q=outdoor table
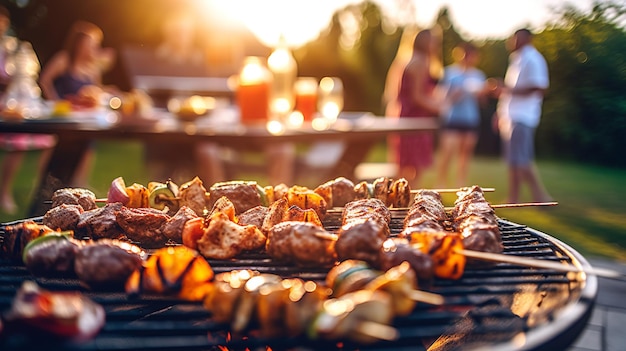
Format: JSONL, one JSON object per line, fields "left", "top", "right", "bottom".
{"left": 0, "top": 109, "right": 438, "bottom": 216}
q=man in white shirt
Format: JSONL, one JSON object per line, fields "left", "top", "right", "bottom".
{"left": 493, "top": 28, "right": 552, "bottom": 203}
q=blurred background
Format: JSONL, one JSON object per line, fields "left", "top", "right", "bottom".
{"left": 1, "top": 0, "right": 625, "bottom": 263}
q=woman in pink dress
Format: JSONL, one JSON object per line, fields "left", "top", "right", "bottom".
{"left": 389, "top": 28, "right": 444, "bottom": 188}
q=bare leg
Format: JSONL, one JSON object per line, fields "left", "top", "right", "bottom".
{"left": 508, "top": 166, "right": 522, "bottom": 204}
{"left": 266, "top": 143, "right": 295, "bottom": 186}
{"left": 521, "top": 164, "right": 553, "bottom": 202}
{"left": 436, "top": 131, "right": 457, "bottom": 188}
{"left": 0, "top": 151, "right": 25, "bottom": 214}
{"left": 456, "top": 132, "right": 478, "bottom": 188}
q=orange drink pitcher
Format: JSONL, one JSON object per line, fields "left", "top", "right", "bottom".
{"left": 236, "top": 56, "right": 272, "bottom": 124}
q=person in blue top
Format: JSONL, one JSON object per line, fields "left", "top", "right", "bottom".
{"left": 436, "top": 42, "right": 490, "bottom": 188}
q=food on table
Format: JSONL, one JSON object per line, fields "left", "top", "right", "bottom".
{"left": 2, "top": 281, "right": 105, "bottom": 341}
{"left": 147, "top": 179, "right": 180, "bottom": 212}
{"left": 73, "top": 239, "right": 146, "bottom": 290}
{"left": 125, "top": 246, "right": 213, "bottom": 301}
{"left": 265, "top": 221, "right": 336, "bottom": 267}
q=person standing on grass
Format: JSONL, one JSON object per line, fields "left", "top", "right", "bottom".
{"left": 389, "top": 27, "right": 445, "bottom": 189}
{"left": 436, "top": 42, "right": 489, "bottom": 188}
{"left": 492, "top": 28, "right": 552, "bottom": 203}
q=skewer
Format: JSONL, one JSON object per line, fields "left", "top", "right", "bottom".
{"left": 411, "top": 187, "right": 495, "bottom": 194}
{"left": 355, "top": 321, "right": 399, "bottom": 341}
{"left": 458, "top": 249, "right": 626, "bottom": 281}
{"left": 406, "top": 289, "right": 445, "bottom": 305}
{"left": 384, "top": 201, "right": 559, "bottom": 211}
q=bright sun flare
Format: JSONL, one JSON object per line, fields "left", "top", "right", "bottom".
{"left": 199, "top": 0, "right": 347, "bottom": 48}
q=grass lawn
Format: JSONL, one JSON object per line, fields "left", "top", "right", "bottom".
{"left": 2, "top": 140, "right": 625, "bottom": 263}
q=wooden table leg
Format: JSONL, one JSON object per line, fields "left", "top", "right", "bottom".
{"left": 28, "top": 136, "right": 90, "bottom": 217}
{"left": 331, "top": 139, "right": 377, "bottom": 181}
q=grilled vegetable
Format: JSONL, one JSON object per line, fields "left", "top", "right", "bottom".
{"left": 148, "top": 181, "right": 179, "bottom": 211}
{"left": 3, "top": 281, "right": 105, "bottom": 341}
{"left": 106, "top": 176, "right": 130, "bottom": 205}
{"left": 125, "top": 182, "right": 149, "bottom": 208}
{"left": 286, "top": 185, "right": 328, "bottom": 220}
{"left": 125, "top": 246, "right": 214, "bottom": 301}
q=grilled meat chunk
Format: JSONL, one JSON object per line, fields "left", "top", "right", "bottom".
{"left": 76, "top": 202, "right": 125, "bottom": 241}
{"left": 237, "top": 205, "right": 269, "bottom": 229}
{"left": 314, "top": 177, "right": 356, "bottom": 208}
{"left": 51, "top": 188, "right": 98, "bottom": 211}
{"left": 335, "top": 218, "right": 388, "bottom": 266}
{"left": 42, "top": 204, "right": 84, "bottom": 232}
{"left": 266, "top": 221, "right": 336, "bottom": 267}
{"left": 74, "top": 239, "right": 145, "bottom": 290}
{"left": 196, "top": 212, "right": 266, "bottom": 259}
{"left": 116, "top": 206, "right": 169, "bottom": 248}
{"left": 179, "top": 176, "right": 209, "bottom": 216}
{"left": 342, "top": 198, "right": 391, "bottom": 227}
{"left": 160, "top": 205, "right": 198, "bottom": 244}
{"left": 207, "top": 181, "right": 262, "bottom": 215}
{"left": 23, "top": 235, "right": 81, "bottom": 277}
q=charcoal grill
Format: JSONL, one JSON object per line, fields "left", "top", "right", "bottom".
{"left": 0, "top": 211, "right": 597, "bottom": 351}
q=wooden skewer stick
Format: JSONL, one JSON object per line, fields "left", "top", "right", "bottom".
{"left": 411, "top": 187, "right": 495, "bottom": 194}
{"left": 355, "top": 321, "right": 399, "bottom": 341}
{"left": 313, "top": 232, "right": 339, "bottom": 241}
{"left": 406, "top": 289, "right": 445, "bottom": 305}
{"left": 458, "top": 249, "right": 626, "bottom": 281}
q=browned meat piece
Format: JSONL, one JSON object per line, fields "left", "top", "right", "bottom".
{"left": 403, "top": 216, "right": 445, "bottom": 232}
{"left": 378, "top": 238, "right": 434, "bottom": 284}
{"left": 272, "top": 183, "right": 289, "bottom": 201}
{"left": 342, "top": 198, "right": 391, "bottom": 227}
{"left": 23, "top": 236, "right": 82, "bottom": 277}
{"left": 262, "top": 197, "right": 289, "bottom": 234}
{"left": 266, "top": 221, "right": 336, "bottom": 267}
{"left": 76, "top": 203, "right": 125, "bottom": 241}
{"left": 388, "top": 178, "right": 411, "bottom": 208}
{"left": 1, "top": 221, "right": 56, "bottom": 261}
{"left": 74, "top": 239, "right": 146, "bottom": 290}
{"left": 179, "top": 176, "right": 208, "bottom": 216}
{"left": 353, "top": 181, "right": 370, "bottom": 200}
{"left": 207, "top": 181, "right": 262, "bottom": 215}
{"left": 452, "top": 200, "right": 495, "bottom": 221}
{"left": 335, "top": 218, "right": 388, "bottom": 266}
{"left": 116, "top": 206, "right": 170, "bottom": 248}
{"left": 42, "top": 204, "right": 84, "bottom": 232}
{"left": 160, "top": 205, "right": 198, "bottom": 244}
{"left": 196, "top": 212, "right": 266, "bottom": 259}
{"left": 455, "top": 214, "right": 499, "bottom": 234}
{"left": 238, "top": 205, "right": 269, "bottom": 229}
{"left": 454, "top": 185, "right": 486, "bottom": 204}
{"left": 208, "top": 196, "right": 237, "bottom": 221}
{"left": 51, "top": 188, "right": 97, "bottom": 211}
{"left": 314, "top": 177, "right": 356, "bottom": 208}
{"left": 372, "top": 176, "right": 393, "bottom": 205}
